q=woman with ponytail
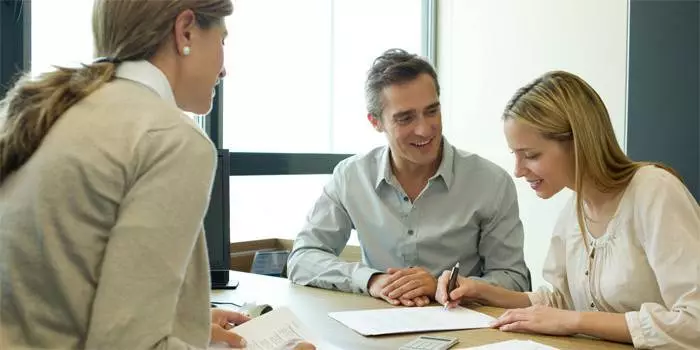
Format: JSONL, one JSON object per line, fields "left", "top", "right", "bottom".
{"left": 436, "top": 71, "right": 700, "bottom": 349}
{"left": 0, "top": 1, "right": 314, "bottom": 349}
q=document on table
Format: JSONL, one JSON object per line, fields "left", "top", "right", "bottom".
{"left": 328, "top": 306, "right": 496, "bottom": 336}
{"left": 457, "top": 340, "right": 559, "bottom": 349}
{"left": 209, "top": 307, "right": 341, "bottom": 350}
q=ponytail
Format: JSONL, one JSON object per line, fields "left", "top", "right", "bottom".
{"left": 0, "top": 62, "right": 117, "bottom": 185}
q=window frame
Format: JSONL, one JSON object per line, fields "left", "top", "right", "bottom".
{"left": 0, "top": 0, "right": 31, "bottom": 99}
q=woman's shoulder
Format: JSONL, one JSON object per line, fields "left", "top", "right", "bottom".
{"left": 631, "top": 164, "right": 679, "bottom": 185}
{"left": 86, "top": 80, "right": 208, "bottom": 142}
{"left": 94, "top": 80, "right": 183, "bottom": 121}
{"left": 623, "top": 165, "right": 699, "bottom": 229}
{"left": 626, "top": 165, "right": 689, "bottom": 204}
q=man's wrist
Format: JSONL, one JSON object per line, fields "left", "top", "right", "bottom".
{"left": 353, "top": 267, "right": 382, "bottom": 295}
{"left": 367, "top": 273, "right": 384, "bottom": 297}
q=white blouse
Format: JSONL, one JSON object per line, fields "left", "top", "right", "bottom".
{"left": 528, "top": 166, "right": 700, "bottom": 349}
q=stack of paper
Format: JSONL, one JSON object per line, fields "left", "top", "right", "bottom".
{"left": 209, "top": 307, "right": 341, "bottom": 350}
{"left": 458, "top": 340, "right": 559, "bottom": 349}
{"left": 328, "top": 306, "right": 496, "bottom": 336}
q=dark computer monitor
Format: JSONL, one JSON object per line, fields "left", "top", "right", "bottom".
{"left": 203, "top": 148, "right": 237, "bottom": 289}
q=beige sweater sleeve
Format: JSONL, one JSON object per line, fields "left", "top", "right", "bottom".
{"left": 624, "top": 170, "right": 700, "bottom": 349}
{"left": 84, "top": 123, "right": 216, "bottom": 349}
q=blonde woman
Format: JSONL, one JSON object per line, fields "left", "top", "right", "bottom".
{"left": 0, "top": 1, "right": 314, "bottom": 349}
{"left": 436, "top": 71, "right": 700, "bottom": 349}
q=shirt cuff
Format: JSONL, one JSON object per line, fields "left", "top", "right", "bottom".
{"left": 624, "top": 311, "right": 647, "bottom": 348}
{"left": 526, "top": 291, "right": 544, "bottom": 306}
{"left": 352, "top": 266, "right": 382, "bottom": 295}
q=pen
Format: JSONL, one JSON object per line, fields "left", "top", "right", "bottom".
{"left": 444, "top": 262, "right": 460, "bottom": 310}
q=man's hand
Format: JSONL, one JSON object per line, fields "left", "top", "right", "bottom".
{"left": 368, "top": 273, "right": 402, "bottom": 305}
{"left": 210, "top": 308, "right": 250, "bottom": 348}
{"left": 368, "top": 267, "right": 436, "bottom": 307}
{"left": 382, "top": 267, "right": 437, "bottom": 304}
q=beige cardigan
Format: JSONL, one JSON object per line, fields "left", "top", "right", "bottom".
{"left": 0, "top": 61, "right": 216, "bottom": 349}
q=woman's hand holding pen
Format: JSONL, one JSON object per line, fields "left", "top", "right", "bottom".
{"left": 435, "top": 272, "right": 482, "bottom": 309}
{"left": 436, "top": 273, "right": 532, "bottom": 310}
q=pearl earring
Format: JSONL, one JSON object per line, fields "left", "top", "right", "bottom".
{"left": 183, "top": 46, "right": 191, "bottom": 56}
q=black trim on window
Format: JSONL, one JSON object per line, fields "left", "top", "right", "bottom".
{"left": 206, "top": 85, "right": 352, "bottom": 176}
{"left": 0, "top": 0, "right": 31, "bottom": 99}
{"left": 205, "top": 84, "right": 224, "bottom": 149}
{"left": 229, "top": 152, "right": 353, "bottom": 176}
{"left": 206, "top": 79, "right": 351, "bottom": 176}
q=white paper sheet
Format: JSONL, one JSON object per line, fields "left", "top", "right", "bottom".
{"left": 328, "top": 306, "right": 496, "bottom": 336}
{"left": 458, "top": 340, "right": 559, "bottom": 350}
{"left": 209, "top": 307, "right": 340, "bottom": 350}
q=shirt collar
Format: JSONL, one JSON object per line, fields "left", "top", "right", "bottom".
{"left": 114, "top": 60, "right": 177, "bottom": 107}
{"left": 374, "top": 136, "right": 455, "bottom": 191}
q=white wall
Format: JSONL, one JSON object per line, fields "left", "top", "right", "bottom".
{"left": 437, "top": 0, "right": 629, "bottom": 289}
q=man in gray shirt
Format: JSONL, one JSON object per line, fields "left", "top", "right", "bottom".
{"left": 287, "top": 49, "right": 530, "bottom": 307}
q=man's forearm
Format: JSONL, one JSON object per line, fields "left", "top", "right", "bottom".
{"left": 287, "top": 248, "right": 378, "bottom": 294}
{"left": 479, "top": 268, "right": 530, "bottom": 293}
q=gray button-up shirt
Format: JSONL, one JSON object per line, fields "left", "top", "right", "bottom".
{"left": 287, "top": 139, "right": 530, "bottom": 295}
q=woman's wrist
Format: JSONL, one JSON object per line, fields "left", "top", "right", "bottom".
{"left": 475, "top": 282, "right": 531, "bottom": 308}
{"left": 471, "top": 280, "right": 493, "bottom": 305}
{"left": 570, "top": 311, "right": 590, "bottom": 335}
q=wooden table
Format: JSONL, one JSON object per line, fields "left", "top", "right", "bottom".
{"left": 211, "top": 271, "right": 633, "bottom": 350}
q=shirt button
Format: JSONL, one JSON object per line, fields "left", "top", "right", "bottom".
{"left": 584, "top": 270, "right": 589, "bottom": 276}
{"left": 590, "top": 302, "right": 595, "bottom": 308}
{"left": 407, "top": 229, "right": 414, "bottom": 235}
{"left": 403, "top": 196, "right": 409, "bottom": 201}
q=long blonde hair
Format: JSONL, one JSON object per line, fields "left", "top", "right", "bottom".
{"left": 0, "top": 0, "right": 232, "bottom": 185}
{"left": 503, "top": 71, "right": 678, "bottom": 247}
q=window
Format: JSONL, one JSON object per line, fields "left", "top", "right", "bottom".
{"left": 222, "top": 0, "right": 433, "bottom": 242}
{"left": 31, "top": 0, "right": 93, "bottom": 74}
{"left": 229, "top": 174, "right": 331, "bottom": 241}
{"left": 223, "top": 0, "right": 424, "bottom": 154}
